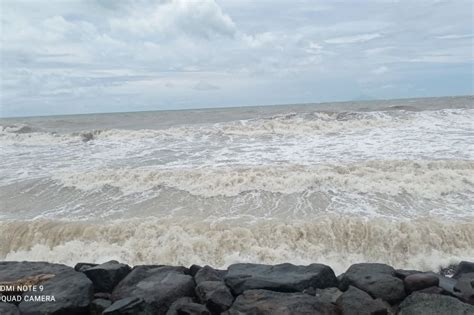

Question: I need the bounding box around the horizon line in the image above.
[1,94,472,119]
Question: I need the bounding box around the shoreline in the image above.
[0,260,473,314]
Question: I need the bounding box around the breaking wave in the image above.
[53,160,474,198]
[1,108,472,144]
[1,216,472,274]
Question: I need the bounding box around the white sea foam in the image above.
[1,217,472,274]
[1,108,472,144]
[53,160,473,198]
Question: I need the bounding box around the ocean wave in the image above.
[52,160,474,198]
[1,216,472,274]
[1,108,472,144]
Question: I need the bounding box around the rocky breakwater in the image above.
[0,260,473,314]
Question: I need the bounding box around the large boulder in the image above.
[223,289,339,315]
[103,297,148,315]
[83,260,131,293]
[314,287,343,304]
[111,265,195,314]
[224,263,337,295]
[195,281,234,313]
[91,298,112,315]
[194,265,226,285]
[453,261,474,279]
[166,297,210,315]
[0,261,93,315]
[404,273,439,293]
[339,263,405,304]
[394,269,422,280]
[74,263,98,273]
[453,275,474,305]
[336,286,388,315]
[399,292,474,315]
[0,303,20,315]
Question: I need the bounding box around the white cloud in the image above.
[109,0,236,39]
[325,33,382,44]
[1,0,473,116]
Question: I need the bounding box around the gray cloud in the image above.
[1,0,473,117]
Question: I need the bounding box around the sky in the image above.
[0,0,473,117]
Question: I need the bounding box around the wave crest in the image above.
[1,216,472,274]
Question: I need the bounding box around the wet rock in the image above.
[223,289,339,315]
[91,298,112,314]
[103,297,148,315]
[303,286,317,295]
[194,265,226,285]
[225,263,337,295]
[111,265,195,314]
[0,303,20,315]
[189,264,202,277]
[195,281,234,313]
[339,263,405,304]
[83,260,131,293]
[336,286,388,315]
[94,292,112,299]
[453,261,474,279]
[74,262,98,272]
[418,286,444,295]
[404,273,439,293]
[394,269,421,280]
[454,275,474,305]
[166,297,210,315]
[315,287,343,304]
[0,261,93,315]
[399,292,474,314]
[435,273,458,295]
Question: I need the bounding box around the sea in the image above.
[0,96,473,273]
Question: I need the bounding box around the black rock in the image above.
[398,292,474,314]
[111,265,195,314]
[453,274,474,304]
[166,297,211,315]
[0,261,93,315]
[303,286,317,295]
[194,265,226,285]
[195,281,234,313]
[103,297,148,315]
[91,298,112,314]
[339,263,405,304]
[94,292,112,299]
[404,273,439,293]
[435,273,458,295]
[418,286,445,295]
[224,263,338,295]
[0,303,20,315]
[189,264,202,277]
[453,261,474,279]
[83,260,131,293]
[336,286,388,315]
[394,269,422,280]
[223,289,339,315]
[74,262,98,272]
[315,287,343,304]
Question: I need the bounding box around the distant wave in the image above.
[1,108,472,144]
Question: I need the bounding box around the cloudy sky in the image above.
[1,0,473,117]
